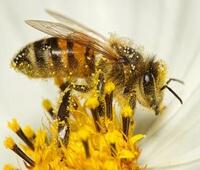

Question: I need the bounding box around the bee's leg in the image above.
[85,71,105,117]
[121,87,136,140]
[96,72,106,117]
[54,77,70,91]
[97,72,105,95]
[72,84,90,93]
[123,86,136,110]
[57,88,71,146]
[128,91,136,111]
[54,77,91,92]
[104,81,115,120]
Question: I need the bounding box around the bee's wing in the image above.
[25,20,119,60]
[46,9,107,42]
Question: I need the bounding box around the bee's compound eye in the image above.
[141,73,155,96]
[144,74,150,83]
[143,73,153,85]
[140,72,160,114]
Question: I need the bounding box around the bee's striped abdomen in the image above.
[33,39,46,68]
[30,37,62,77]
[48,38,63,69]
[66,40,78,70]
[85,47,95,73]
[12,37,96,78]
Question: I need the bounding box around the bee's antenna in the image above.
[166,78,184,85]
[160,85,183,104]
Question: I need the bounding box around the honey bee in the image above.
[11,10,183,115]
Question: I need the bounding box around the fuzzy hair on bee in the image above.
[11,10,183,115]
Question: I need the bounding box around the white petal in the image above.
[133,0,200,135]
[139,83,200,169]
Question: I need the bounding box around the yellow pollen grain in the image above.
[130,134,145,145]
[105,81,115,94]
[23,125,35,139]
[85,97,99,109]
[103,160,118,170]
[3,164,16,170]
[34,129,47,148]
[42,99,52,111]
[119,149,135,159]
[8,118,20,132]
[4,137,15,149]
[106,130,121,144]
[78,126,91,141]
[122,106,133,117]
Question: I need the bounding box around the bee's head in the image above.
[137,58,183,115]
[137,58,167,115]
[11,46,35,77]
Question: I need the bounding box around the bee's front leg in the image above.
[123,86,136,111]
[128,91,136,111]
[121,87,136,140]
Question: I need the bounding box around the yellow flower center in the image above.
[4,78,145,170]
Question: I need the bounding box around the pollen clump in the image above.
[4,78,145,170]
[105,81,115,94]
[122,106,133,117]
[103,160,118,170]
[3,164,16,170]
[4,137,15,149]
[23,125,35,139]
[8,119,20,132]
[42,99,52,111]
[85,96,99,109]
[78,126,91,141]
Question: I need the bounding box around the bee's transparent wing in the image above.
[46,9,107,42]
[26,20,119,60]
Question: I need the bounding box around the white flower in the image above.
[0,0,200,169]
